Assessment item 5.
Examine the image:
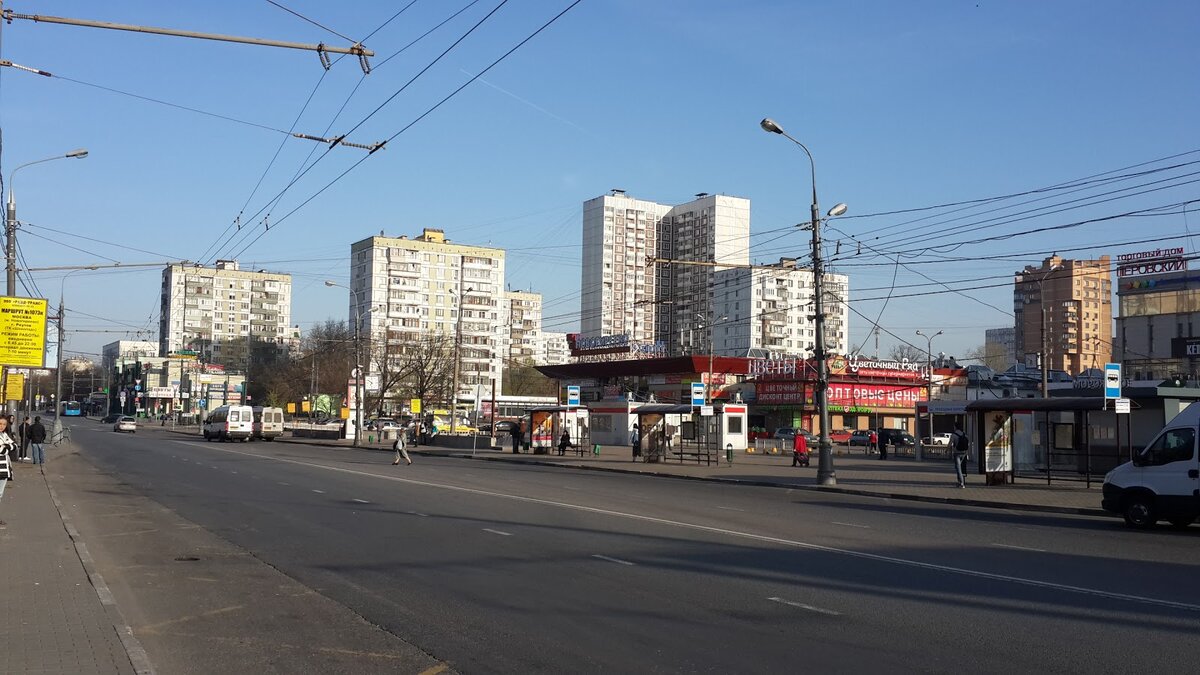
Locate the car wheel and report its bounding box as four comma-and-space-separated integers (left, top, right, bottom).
1168, 517, 1193, 529
1123, 496, 1157, 529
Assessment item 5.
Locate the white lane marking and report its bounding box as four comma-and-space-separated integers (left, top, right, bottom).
180, 443, 1200, 614
561, 485, 581, 491
767, 597, 841, 616
832, 521, 870, 529
992, 543, 1047, 553
716, 506, 746, 512
312, 489, 325, 494
352, 498, 370, 504
230, 471, 238, 474
405, 511, 428, 517
592, 554, 635, 566
278, 482, 290, 486
482, 528, 512, 536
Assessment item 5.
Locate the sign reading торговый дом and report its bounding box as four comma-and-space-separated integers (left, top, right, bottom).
0, 296, 49, 368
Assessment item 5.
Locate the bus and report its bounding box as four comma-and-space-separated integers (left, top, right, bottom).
60, 401, 82, 417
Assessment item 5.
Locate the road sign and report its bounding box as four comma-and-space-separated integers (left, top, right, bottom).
1104, 363, 1122, 399
700, 404, 714, 417
567, 385, 580, 407
691, 382, 706, 406
0, 296, 48, 368
1114, 397, 1131, 414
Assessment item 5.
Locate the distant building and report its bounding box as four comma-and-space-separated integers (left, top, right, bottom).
1013, 255, 1112, 375
984, 327, 1016, 368
713, 257, 849, 358
159, 260, 295, 366
506, 291, 542, 365
541, 331, 570, 365
102, 340, 159, 371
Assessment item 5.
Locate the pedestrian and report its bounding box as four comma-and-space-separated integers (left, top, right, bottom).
0, 416, 15, 482
874, 430, 887, 460
557, 429, 572, 456
392, 427, 412, 465
510, 424, 522, 454
4, 414, 15, 444
630, 423, 641, 461
951, 425, 970, 488
18, 416, 31, 462
29, 416, 47, 466
792, 432, 809, 467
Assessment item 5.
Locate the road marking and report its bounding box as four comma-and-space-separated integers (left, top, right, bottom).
278, 482, 290, 486
352, 498, 370, 504
312, 489, 325, 494
561, 485, 581, 491
187, 443, 1200, 614
482, 528, 512, 536
716, 506, 746, 512
992, 543, 1047, 553
832, 521, 870, 529
767, 597, 841, 616
230, 471, 238, 474
405, 511, 428, 517
592, 554, 635, 566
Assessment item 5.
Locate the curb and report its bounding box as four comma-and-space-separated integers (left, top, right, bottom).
251, 432, 1111, 519
42, 466, 157, 674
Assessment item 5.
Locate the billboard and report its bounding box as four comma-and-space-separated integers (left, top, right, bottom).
1116, 247, 1187, 277
0, 296, 49, 368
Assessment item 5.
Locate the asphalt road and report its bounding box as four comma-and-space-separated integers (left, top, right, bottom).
64, 420, 1200, 673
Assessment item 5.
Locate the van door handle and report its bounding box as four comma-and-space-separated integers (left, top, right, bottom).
1190, 469, 1199, 479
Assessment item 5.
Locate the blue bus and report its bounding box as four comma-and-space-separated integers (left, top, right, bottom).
60, 401, 82, 417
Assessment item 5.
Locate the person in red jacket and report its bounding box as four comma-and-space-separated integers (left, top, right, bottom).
792, 432, 809, 467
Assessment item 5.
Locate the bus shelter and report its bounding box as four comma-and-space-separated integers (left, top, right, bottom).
524, 406, 590, 455
965, 397, 1135, 487
633, 403, 748, 466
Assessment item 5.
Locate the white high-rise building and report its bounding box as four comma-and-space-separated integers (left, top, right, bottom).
349, 228, 506, 396
580, 191, 751, 356
713, 258, 850, 358
506, 291, 542, 365
541, 331, 570, 365
159, 260, 294, 365
102, 340, 159, 371
581, 191, 670, 342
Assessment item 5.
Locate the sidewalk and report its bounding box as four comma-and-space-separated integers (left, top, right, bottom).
0, 461, 139, 674
271, 433, 1110, 517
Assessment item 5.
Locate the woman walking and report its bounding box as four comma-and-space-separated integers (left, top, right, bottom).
392, 428, 412, 465
0, 416, 16, 482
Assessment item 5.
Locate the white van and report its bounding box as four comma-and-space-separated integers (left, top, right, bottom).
203, 405, 254, 442
252, 406, 284, 441
1102, 402, 1199, 528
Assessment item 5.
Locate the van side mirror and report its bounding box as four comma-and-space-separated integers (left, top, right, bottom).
1132, 450, 1148, 467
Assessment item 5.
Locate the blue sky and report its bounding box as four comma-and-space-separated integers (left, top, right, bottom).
3, 0, 1197, 364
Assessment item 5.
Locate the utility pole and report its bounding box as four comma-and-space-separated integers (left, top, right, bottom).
52, 298, 64, 439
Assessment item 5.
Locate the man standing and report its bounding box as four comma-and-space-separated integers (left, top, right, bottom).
29, 416, 47, 466
951, 425, 970, 488
510, 424, 522, 454
18, 416, 31, 462
875, 429, 887, 460
630, 423, 641, 461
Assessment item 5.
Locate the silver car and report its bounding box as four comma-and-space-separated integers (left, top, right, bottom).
114, 416, 137, 433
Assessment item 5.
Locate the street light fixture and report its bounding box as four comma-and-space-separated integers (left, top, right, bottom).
6, 148, 89, 296
325, 280, 367, 447
761, 117, 844, 486
915, 329, 943, 443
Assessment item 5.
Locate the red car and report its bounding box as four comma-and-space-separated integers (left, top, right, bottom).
827, 429, 854, 444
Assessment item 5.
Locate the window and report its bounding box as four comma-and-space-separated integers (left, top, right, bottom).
726, 416, 743, 434
1137, 428, 1195, 466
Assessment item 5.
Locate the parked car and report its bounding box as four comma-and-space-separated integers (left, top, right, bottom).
848, 430, 875, 447
773, 427, 797, 440
101, 413, 123, 424
878, 429, 917, 447
1102, 401, 1200, 528
828, 429, 854, 444
113, 416, 137, 433
925, 432, 953, 446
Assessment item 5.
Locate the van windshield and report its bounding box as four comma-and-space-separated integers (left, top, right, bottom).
230, 411, 241, 422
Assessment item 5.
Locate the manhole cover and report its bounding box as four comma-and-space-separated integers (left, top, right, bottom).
174, 556, 201, 562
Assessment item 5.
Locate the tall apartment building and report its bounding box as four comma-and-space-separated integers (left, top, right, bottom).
101, 340, 159, 371
349, 228, 506, 397
1013, 255, 1112, 375
713, 258, 850, 357
984, 327, 1017, 369
581, 191, 669, 342
580, 190, 751, 355
541, 331, 570, 365
159, 261, 294, 365
506, 291, 542, 365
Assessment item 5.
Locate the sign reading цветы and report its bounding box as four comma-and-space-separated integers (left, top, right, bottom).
0, 296, 49, 368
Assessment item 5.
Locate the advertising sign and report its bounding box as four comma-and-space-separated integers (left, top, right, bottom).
1171, 337, 1200, 359
754, 381, 925, 408
0, 296, 48, 368
1116, 247, 1187, 277
5, 372, 25, 400
149, 386, 175, 399
828, 354, 929, 380
410, 398, 422, 414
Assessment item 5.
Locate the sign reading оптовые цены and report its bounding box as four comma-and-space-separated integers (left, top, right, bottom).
0, 296, 49, 368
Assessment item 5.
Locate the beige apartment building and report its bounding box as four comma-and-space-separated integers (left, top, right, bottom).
1013, 255, 1112, 375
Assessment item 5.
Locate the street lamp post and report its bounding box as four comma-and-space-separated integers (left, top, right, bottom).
51, 267, 96, 438
915, 329, 943, 443
6, 148, 88, 296
449, 284, 475, 433
325, 280, 367, 447
761, 117, 847, 486
1030, 263, 1063, 398
698, 312, 728, 403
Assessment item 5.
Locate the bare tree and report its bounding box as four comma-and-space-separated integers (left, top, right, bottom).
964, 343, 1011, 371
366, 333, 455, 413
888, 343, 926, 363
504, 358, 558, 397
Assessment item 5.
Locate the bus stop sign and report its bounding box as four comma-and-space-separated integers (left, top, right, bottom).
1104, 363, 1121, 399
